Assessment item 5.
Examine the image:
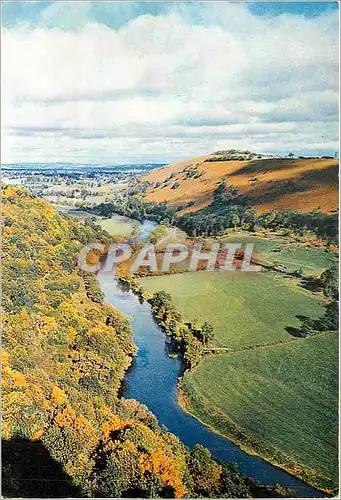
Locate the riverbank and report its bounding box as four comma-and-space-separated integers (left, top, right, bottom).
178, 337, 338, 496
136, 271, 338, 495
89, 213, 335, 497
176, 386, 326, 493
96, 269, 325, 497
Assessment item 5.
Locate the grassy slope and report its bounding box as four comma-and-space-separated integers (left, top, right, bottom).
139, 272, 325, 348
143, 155, 338, 214
182, 332, 339, 492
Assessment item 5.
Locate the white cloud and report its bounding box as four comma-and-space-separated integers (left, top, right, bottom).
2, 3, 339, 163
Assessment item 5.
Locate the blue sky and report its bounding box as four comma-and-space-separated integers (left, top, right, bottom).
2, 2, 338, 28
2, 2, 339, 163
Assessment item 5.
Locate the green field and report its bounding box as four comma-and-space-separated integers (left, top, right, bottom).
182, 332, 339, 492
54, 205, 141, 237
97, 214, 141, 237
222, 234, 335, 277
139, 272, 325, 348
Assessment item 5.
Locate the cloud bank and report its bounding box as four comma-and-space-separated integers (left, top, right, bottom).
2, 2, 339, 163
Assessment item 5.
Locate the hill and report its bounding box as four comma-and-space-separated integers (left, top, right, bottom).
143, 152, 338, 214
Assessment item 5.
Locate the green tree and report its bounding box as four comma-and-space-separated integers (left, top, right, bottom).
320, 265, 338, 299
201, 322, 215, 345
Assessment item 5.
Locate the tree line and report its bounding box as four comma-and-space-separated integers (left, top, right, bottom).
95, 180, 338, 243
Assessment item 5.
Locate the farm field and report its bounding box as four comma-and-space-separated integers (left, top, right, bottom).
54, 205, 140, 237
97, 214, 141, 237
139, 272, 325, 348
221, 233, 336, 277
181, 331, 339, 492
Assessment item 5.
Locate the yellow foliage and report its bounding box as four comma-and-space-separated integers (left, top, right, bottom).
2, 392, 33, 421
42, 316, 58, 334
101, 416, 136, 441
2, 349, 10, 369
2, 420, 13, 440
2, 226, 13, 237
51, 385, 68, 406
11, 371, 26, 387
2, 351, 27, 391
54, 406, 77, 428
19, 307, 30, 323
98, 405, 114, 417
2, 186, 17, 198
54, 406, 98, 447
28, 382, 53, 411
139, 448, 188, 498
67, 327, 77, 344
1, 186, 203, 498
101, 415, 125, 440
41, 204, 57, 220
121, 439, 137, 453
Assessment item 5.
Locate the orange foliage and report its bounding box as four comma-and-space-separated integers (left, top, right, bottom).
31, 428, 45, 440
139, 449, 188, 498
54, 406, 99, 449
86, 250, 100, 266
101, 416, 134, 440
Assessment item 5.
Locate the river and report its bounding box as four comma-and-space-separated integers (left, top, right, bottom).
96, 220, 323, 498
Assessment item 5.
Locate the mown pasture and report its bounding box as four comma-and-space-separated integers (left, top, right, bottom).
97, 214, 140, 237
182, 331, 339, 492
221, 233, 335, 277
139, 272, 325, 348
54, 205, 140, 237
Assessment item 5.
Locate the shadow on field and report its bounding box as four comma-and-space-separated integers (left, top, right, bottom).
285, 314, 313, 338
300, 276, 322, 293
2, 437, 81, 498
285, 326, 305, 337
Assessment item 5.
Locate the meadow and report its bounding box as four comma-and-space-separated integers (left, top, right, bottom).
54, 205, 140, 237
182, 331, 339, 492
97, 214, 141, 237
139, 272, 325, 348
221, 233, 335, 277
140, 267, 338, 490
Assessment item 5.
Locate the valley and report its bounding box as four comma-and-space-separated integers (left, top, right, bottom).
2, 150, 339, 496
2, 3, 339, 498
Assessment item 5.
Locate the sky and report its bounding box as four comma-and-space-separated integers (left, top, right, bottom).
1, 1, 339, 164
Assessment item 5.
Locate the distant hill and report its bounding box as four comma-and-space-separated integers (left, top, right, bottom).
143, 152, 339, 214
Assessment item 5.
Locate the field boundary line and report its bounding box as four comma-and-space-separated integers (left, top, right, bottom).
203, 330, 330, 356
